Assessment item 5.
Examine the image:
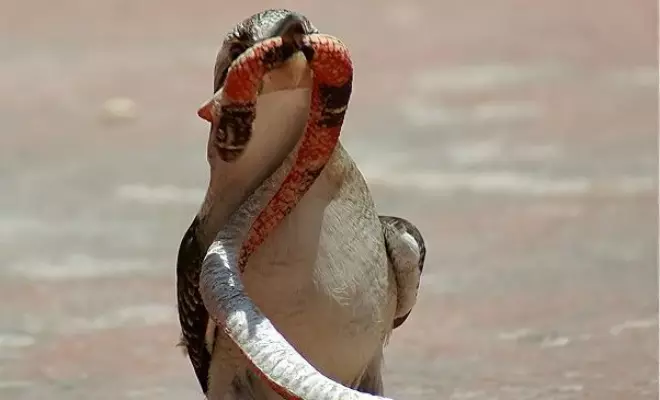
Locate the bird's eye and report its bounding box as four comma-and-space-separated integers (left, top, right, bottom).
214, 42, 248, 91
229, 43, 247, 60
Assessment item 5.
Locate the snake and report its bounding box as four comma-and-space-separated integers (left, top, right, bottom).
198, 28, 384, 399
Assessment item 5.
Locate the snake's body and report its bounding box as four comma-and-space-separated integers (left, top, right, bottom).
217, 34, 353, 270
204, 32, 369, 400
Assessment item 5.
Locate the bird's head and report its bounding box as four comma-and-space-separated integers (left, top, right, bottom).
194, 9, 319, 239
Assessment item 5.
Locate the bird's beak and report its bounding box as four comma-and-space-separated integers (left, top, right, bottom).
197, 99, 215, 123
197, 51, 311, 125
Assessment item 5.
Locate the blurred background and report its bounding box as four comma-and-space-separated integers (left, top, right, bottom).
0, 1, 657, 399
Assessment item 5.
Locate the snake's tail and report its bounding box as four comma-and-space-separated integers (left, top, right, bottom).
201, 246, 390, 400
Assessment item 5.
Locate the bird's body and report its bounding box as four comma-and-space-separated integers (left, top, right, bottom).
176, 9, 425, 399
206, 143, 397, 399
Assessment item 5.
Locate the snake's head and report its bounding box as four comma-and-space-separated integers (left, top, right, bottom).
198, 9, 318, 160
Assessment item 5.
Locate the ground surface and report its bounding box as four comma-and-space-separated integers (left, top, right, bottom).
0, 1, 657, 399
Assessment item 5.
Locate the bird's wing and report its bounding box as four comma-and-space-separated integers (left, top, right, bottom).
176, 217, 212, 394
379, 215, 426, 329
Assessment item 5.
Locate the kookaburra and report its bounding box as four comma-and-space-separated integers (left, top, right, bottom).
176, 9, 426, 399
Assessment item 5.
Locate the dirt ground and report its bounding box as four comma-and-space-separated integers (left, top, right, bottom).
0, 1, 657, 399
